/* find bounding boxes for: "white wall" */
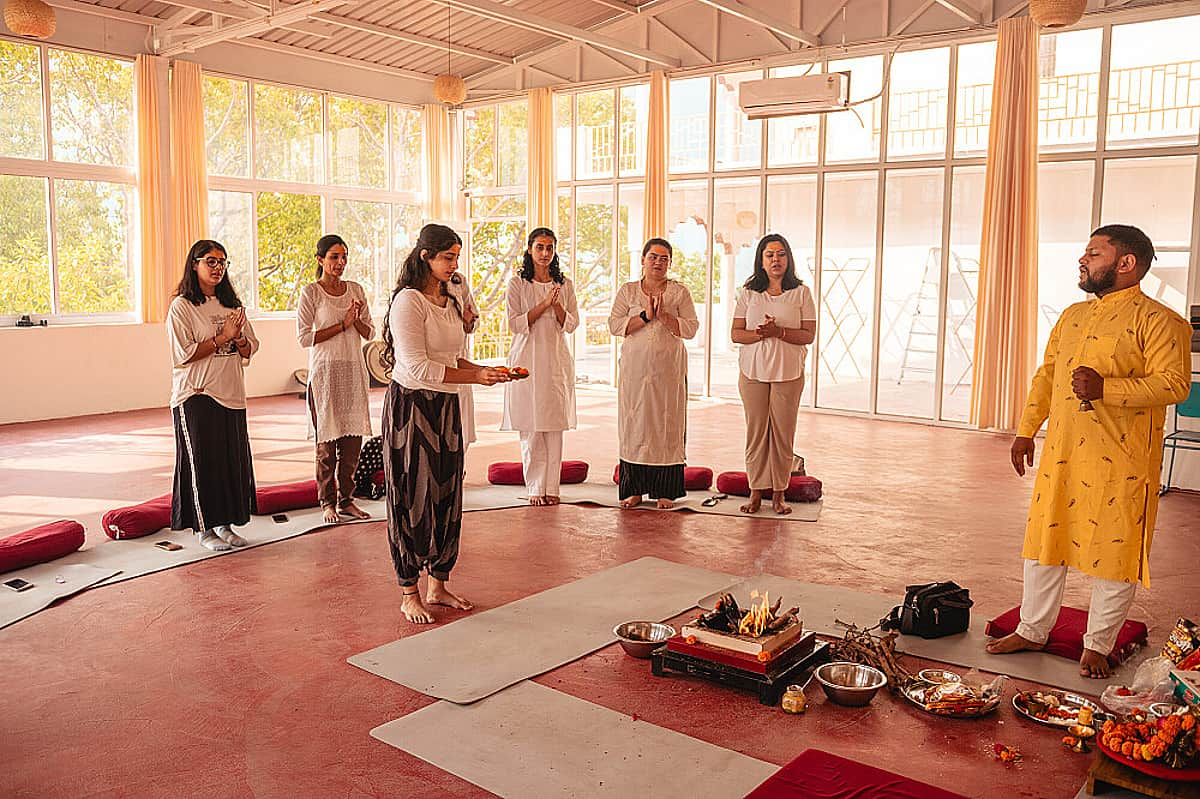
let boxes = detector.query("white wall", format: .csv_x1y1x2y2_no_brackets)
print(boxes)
0,318,306,424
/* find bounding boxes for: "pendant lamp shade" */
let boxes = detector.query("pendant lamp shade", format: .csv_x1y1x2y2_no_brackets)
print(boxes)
433,74,467,105
4,0,57,38
1029,0,1086,28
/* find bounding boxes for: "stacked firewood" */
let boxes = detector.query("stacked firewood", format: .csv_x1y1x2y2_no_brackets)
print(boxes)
829,620,913,691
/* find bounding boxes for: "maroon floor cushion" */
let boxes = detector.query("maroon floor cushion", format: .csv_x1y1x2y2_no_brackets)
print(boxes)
256,480,319,514
611,464,714,491
102,494,172,540
716,471,823,502
487,461,590,486
985,605,1148,666
743,749,969,799
0,520,86,574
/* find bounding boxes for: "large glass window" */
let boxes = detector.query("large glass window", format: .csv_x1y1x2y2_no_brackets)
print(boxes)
714,71,762,170
329,95,387,189
669,77,710,173
573,186,614,383
1037,160,1095,352
943,167,985,422
619,84,649,177
1038,29,1102,152
1106,15,1200,149
709,177,761,398
767,65,821,167
826,56,883,163
203,75,249,178
0,41,44,160
955,41,996,156
254,83,323,184
576,90,615,180
667,180,710,392
0,175,50,314
887,49,950,159
49,49,134,168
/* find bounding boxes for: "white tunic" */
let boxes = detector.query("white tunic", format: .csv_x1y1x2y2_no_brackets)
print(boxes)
733,285,817,382
501,276,579,432
388,288,464,394
296,281,375,443
167,295,260,410
608,280,700,465
447,277,479,444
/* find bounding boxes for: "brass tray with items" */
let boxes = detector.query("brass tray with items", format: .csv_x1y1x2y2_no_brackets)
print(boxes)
1013,690,1105,728
901,672,1005,718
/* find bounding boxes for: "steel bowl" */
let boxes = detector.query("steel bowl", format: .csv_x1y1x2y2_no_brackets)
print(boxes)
815,661,888,707
917,668,961,686
613,621,675,658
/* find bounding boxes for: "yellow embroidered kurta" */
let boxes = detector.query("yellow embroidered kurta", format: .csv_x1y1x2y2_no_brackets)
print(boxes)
1018,285,1192,587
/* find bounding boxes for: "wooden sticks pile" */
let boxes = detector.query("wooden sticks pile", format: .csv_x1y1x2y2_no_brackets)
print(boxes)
830,620,913,691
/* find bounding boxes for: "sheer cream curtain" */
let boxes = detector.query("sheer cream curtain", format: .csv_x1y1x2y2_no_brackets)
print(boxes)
169,60,208,289
423,104,455,223
526,87,555,230
643,70,669,239
970,17,1040,431
135,54,170,323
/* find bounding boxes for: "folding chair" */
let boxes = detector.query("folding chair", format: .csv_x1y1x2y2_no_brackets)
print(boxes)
1160,375,1200,495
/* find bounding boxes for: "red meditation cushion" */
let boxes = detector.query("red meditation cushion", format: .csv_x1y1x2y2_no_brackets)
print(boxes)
102,494,172,540
716,472,821,502
985,606,1148,666
612,464,713,491
487,461,590,486
744,749,969,799
372,470,385,487
255,480,319,515
0,520,86,574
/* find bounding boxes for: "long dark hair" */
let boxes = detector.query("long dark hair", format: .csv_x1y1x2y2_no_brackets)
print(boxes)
382,224,463,372
315,234,347,279
520,227,564,284
175,239,242,308
743,233,802,293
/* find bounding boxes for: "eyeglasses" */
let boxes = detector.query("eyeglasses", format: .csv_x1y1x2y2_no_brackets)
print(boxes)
644,254,671,263
195,257,229,269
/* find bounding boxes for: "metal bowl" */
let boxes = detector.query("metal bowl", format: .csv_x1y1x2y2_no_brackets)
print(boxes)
917,668,961,686
613,621,675,658
814,661,888,707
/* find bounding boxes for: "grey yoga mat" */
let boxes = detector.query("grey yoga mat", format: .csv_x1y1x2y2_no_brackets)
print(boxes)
698,575,1151,697
371,680,778,798
348,556,736,704
0,562,121,630
553,481,822,521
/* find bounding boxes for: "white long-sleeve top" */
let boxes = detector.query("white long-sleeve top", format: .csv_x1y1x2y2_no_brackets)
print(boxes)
295,280,374,442
167,295,260,410
447,276,479,444
387,288,465,394
501,276,579,432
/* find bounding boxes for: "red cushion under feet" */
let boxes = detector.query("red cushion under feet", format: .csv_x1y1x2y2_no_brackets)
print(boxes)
716,472,822,502
611,464,713,491
985,605,1148,666
255,480,319,515
743,749,969,799
0,520,86,574
487,461,590,486
102,494,172,540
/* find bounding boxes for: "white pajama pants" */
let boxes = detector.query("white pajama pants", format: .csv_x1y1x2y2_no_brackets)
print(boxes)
1016,559,1137,656
520,431,563,497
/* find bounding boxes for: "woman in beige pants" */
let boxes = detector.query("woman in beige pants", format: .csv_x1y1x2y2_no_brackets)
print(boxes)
731,234,816,515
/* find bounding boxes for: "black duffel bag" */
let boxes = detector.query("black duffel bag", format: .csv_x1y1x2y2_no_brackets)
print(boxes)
881,581,973,639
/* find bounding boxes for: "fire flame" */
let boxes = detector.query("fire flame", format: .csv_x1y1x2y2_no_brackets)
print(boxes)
738,590,774,636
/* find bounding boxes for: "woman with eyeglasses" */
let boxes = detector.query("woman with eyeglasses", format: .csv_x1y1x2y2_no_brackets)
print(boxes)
731,234,816,515
167,240,260,551
296,234,375,524
381,224,511,624
501,227,579,506
608,238,700,509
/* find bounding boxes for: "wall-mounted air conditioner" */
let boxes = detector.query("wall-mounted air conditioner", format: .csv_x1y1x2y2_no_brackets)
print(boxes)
738,72,851,119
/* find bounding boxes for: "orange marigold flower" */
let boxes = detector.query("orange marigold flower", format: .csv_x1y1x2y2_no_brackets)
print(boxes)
1122,742,1135,757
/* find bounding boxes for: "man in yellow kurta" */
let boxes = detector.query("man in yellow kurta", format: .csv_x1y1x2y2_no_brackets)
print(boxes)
987,225,1192,678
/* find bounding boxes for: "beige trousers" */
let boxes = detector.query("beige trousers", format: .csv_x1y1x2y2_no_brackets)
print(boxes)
738,373,805,492
1016,559,1138,655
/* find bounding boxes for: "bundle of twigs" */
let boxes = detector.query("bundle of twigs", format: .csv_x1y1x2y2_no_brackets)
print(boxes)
829,620,913,691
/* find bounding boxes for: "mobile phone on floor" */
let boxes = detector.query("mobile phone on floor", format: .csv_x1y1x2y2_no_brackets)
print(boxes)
272,514,289,523
154,541,183,552
3,578,34,592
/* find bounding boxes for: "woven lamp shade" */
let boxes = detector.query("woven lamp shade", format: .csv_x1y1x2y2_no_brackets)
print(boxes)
3,0,56,38
1029,0,1085,28
433,74,467,105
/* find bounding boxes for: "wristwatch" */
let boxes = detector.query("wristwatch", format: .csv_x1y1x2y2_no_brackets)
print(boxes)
639,310,650,323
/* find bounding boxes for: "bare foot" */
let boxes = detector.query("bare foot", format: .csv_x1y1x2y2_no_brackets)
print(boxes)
656,498,674,509
986,632,1045,655
427,582,473,611
401,591,435,624
339,502,370,520
528,495,547,506
544,495,560,505
740,490,763,514
620,495,643,509
772,491,792,515
1079,648,1111,678
322,506,340,524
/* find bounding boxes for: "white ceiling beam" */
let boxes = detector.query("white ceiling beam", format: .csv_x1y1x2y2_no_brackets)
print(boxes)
309,11,515,65
695,0,820,47
147,0,332,39
931,0,984,24
157,6,203,32
649,15,709,64
523,63,574,84
44,0,159,26
438,0,680,67
234,37,436,82
584,0,639,12
813,0,851,36
581,42,641,75
892,0,936,35
160,0,353,56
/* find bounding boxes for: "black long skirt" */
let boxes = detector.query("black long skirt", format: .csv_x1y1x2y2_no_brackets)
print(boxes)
171,394,256,532
382,384,464,587
618,459,685,500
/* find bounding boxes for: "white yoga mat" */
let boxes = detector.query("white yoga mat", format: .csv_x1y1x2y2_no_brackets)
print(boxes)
699,575,1149,698
0,562,121,630
349,556,735,704
555,481,822,522
371,680,778,798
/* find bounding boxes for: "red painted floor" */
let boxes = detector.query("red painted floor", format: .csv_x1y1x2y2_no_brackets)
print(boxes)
1,389,1198,798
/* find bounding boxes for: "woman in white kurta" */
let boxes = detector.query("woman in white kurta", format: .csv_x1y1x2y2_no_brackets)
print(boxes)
608,238,700,509
501,227,579,505
297,234,375,524
731,234,817,515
